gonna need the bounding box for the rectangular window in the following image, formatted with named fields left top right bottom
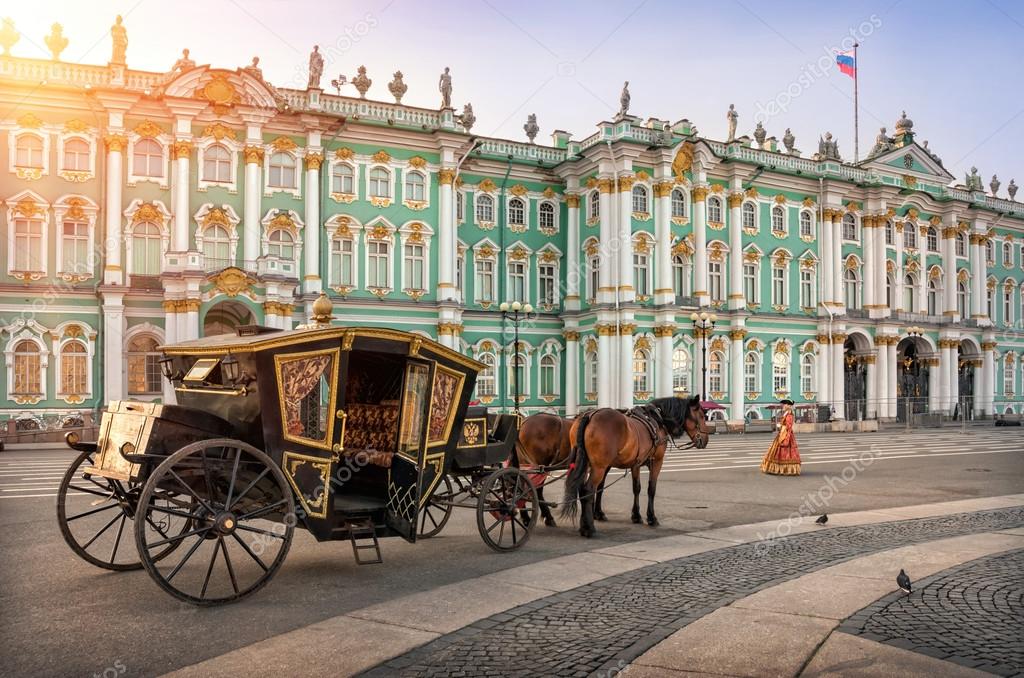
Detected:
left=772, top=267, right=786, bottom=306
left=709, top=262, right=723, bottom=302
left=800, top=269, right=814, bottom=308
left=331, top=239, right=354, bottom=286
left=508, top=261, right=526, bottom=302
left=404, top=242, right=425, bottom=290
left=589, top=257, right=600, bottom=301
left=773, top=364, right=789, bottom=393
left=801, top=358, right=814, bottom=394
left=13, top=219, right=44, bottom=272
left=539, top=263, right=556, bottom=305
left=367, top=241, right=389, bottom=288
left=475, top=258, right=494, bottom=303
left=743, top=263, right=757, bottom=304
left=744, top=358, right=757, bottom=393
left=62, top=221, right=89, bottom=273
left=633, top=253, right=649, bottom=296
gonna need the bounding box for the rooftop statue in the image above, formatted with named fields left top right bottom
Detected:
left=44, top=22, right=68, bottom=61
left=817, top=132, right=840, bottom=161
left=307, top=45, right=323, bottom=89
left=1008, top=179, right=1018, bottom=201
left=388, top=71, right=408, bottom=104
left=990, top=174, right=1000, bottom=198
left=110, top=15, right=127, bottom=65
left=352, top=65, right=371, bottom=99
left=524, top=113, right=539, bottom=143
left=753, top=121, right=766, bottom=148
left=868, top=127, right=892, bottom=158
left=458, top=102, right=476, bottom=131
left=618, top=81, right=630, bottom=117
left=782, top=127, right=795, bottom=154
left=439, top=66, right=452, bottom=108
left=726, top=104, right=737, bottom=142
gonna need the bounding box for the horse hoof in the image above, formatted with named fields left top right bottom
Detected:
left=647, top=517, right=659, bottom=527
left=594, top=512, right=608, bottom=522
left=544, top=517, right=557, bottom=528
left=580, top=526, right=596, bottom=538
left=631, top=514, right=642, bottom=524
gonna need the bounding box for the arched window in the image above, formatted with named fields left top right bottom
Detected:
left=800, top=211, right=813, bottom=238
left=63, top=138, right=90, bottom=171
left=15, top=134, right=44, bottom=168
left=708, top=350, right=725, bottom=394
left=633, top=348, right=651, bottom=393
left=369, top=167, right=390, bottom=198
left=59, top=341, right=88, bottom=396
left=127, top=336, right=162, bottom=395
left=202, top=225, right=231, bottom=265
left=1004, top=286, right=1014, bottom=326
left=538, top=202, right=555, bottom=231
left=133, top=138, right=164, bottom=177
left=588, top=191, right=600, bottom=220
left=203, top=144, right=232, bottom=182
left=904, top=224, right=918, bottom=249
left=744, top=352, right=760, bottom=393
left=885, top=273, right=895, bottom=308
left=12, top=340, right=42, bottom=395
left=801, top=353, right=816, bottom=394
left=842, top=213, right=857, bottom=241
left=742, top=202, right=756, bottom=230
left=585, top=349, right=598, bottom=396
left=986, top=239, right=995, bottom=263
left=955, top=232, right=966, bottom=257
left=672, top=253, right=690, bottom=297
left=672, top=348, right=690, bottom=394
left=540, top=354, right=557, bottom=396
left=268, top=151, right=296, bottom=188
left=885, top=219, right=894, bottom=245
left=771, top=205, right=785, bottom=234
left=707, top=196, right=723, bottom=223
left=268, top=229, right=295, bottom=260
left=404, top=171, right=425, bottom=202
left=958, top=280, right=969, bottom=318
left=670, top=189, right=686, bottom=219
left=631, top=185, right=649, bottom=214
left=927, top=279, right=940, bottom=316
left=508, top=197, right=526, bottom=226
left=927, top=227, right=939, bottom=252
left=1003, top=242, right=1014, bottom=267
left=131, top=222, right=162, bottom=275
left=332, top=163, right=355, bottom=194
left=1003, top=359, right=1015, bottom=395
left=13, top=218, right=44, bottom=272
left=904, top=273, right=916, bottom=312
left=772, top=351, right=790, bottom=393
left=844, top=267, right=861, bottom=309
left=476, top=194, right=494, bottom=223
left=477, top=352, right=496, bottom=397
left=330, top=236, right=355, bottom=287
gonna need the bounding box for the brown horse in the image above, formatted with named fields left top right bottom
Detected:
left=560, top=396, right=709, bottom=538
left=515, top=412, right=573, bottom=527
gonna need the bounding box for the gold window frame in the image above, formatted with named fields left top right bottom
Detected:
left=274, top=347, right=341, bottom=451
left=427, top=363, right=466, bottom=447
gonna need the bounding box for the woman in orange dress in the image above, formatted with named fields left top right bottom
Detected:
left=761, top=399, right=801, bottom=475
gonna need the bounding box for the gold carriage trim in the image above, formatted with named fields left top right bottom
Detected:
left=282, top=451, right=331, bottom=519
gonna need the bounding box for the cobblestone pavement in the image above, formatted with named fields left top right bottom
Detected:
left=841, top=548, right=1024, bottom=677
left=360, top=508, right=1024, bottom=678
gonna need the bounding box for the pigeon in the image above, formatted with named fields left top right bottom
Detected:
left=897, top=569, right=912, bottom=594
left=815, top=514, right=828, bottom=525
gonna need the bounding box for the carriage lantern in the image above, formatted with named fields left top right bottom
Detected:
left=220, top=352, right=241, bottom=384
left=158, top=356, right=175, bottom=381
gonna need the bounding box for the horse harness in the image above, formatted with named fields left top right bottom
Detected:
left=626, top=405, right=668, bottom=468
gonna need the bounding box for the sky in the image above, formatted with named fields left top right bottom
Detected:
left=8, top=0, right=1024, bottom=190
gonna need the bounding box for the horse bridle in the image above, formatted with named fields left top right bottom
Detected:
left=668, top=403, right=707, bottom=451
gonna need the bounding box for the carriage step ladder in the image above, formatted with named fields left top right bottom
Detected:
left=347, top=518, right=383, bottom=565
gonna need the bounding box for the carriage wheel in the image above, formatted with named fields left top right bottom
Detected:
left=418, top=474, right=455, bottom=539
left=476, top=467, right=538, bottom=552
left=134, top=439, right=295, bottom=606
left=57, top=449, right=190, bottom=571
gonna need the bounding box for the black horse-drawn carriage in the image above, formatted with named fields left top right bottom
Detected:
left=56, top=300, right=531, bottom=605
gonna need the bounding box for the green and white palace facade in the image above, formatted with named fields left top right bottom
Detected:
left=1, top=46, right=1023, bottom=430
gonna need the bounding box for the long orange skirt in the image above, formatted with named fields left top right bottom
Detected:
left=760, top=430, right=801, bottom=476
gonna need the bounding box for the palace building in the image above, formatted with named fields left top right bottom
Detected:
left=1, top=21, right=1023, bottom=431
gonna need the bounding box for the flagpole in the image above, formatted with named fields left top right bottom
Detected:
left=853, top=42, right=859, bottom=162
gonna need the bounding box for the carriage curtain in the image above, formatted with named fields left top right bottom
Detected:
left=281, top=354, right=332, bottom=438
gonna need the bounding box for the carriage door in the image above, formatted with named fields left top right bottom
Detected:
left=386, top=359, right=433, bottom=542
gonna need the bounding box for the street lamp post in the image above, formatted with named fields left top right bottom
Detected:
left=499, top=300, right=533, bottom=416
left=689, top=311, right=717, bottom=403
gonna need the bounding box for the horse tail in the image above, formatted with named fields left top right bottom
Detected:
left=560, top=411, right=592, bottom=522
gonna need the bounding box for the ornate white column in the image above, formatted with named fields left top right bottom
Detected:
left=832, top=212, right=844, bottom=308
left=863, top=216, right=876, bottom=308
left=816, top=331, right=831, bottom=414
left=981, top=340, right=996, bottom=415
left=597, top=324, right=614, bottom=409
left=894, top=223, right=906, bottom=311
left=437, top=168, right=457, bottom=302
left=832, top=333, right=846, bottom=418
left=978, top=236, right=990, bottom=321
left=820, top=210, right=834, bottom=309
left=565, top=194, right=581, bottom=308
left=243, top=144, right=264, bottom=265
left=972, top=357, right=984, bottom=417
left=938, top=338, right=952, bottom=412
left=654, top=325, right=674, bottom=398
left=886, top=339, right=898, bottom=419
left=729, top=328, right=746, bottom=422
left=597, top=178, right=615, bottom=305
left=185, top=298, right=200, bottom=340
left=727, top=193, right=744, bottom=310
left=692, top=186, right=709, bottom=307
left=102, top=292, right=125, bottom=402
left=617, top=176, right=635, bottom=304
left=928, top=356, right=941, bottom=412
left=564, top=330, right=579, bottom=416
left=969, top=234, right=983, bottom=318
left=949, top=341, right=960, bottom=414
left=103, top=134, right=127, bottom=286
left=941, top=221, right=957, bottom=318
left=303, top=149, right=323, bottom=294
left=162, top=300, right=178, bottom=403
left=865, top=353, right=878, bottom=420
left=653, top=182, right=674, bottom=306
left=875, top=216, right=888, bottom=314
left=619, top=321, right=635, bottom=407
left=171, top=139, right=192, bottom=253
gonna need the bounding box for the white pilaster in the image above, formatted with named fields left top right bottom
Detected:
left=617, top=177, right=634, bottom=304
left=863, top=217, right=876, bottom=308
left=185, top=301, right=200, bottom=341
left=303, top=144, right=323, bottom=295
left=565, top=331, right=579, bottom=415
left=242, top=143, right=263, bottom=264
left=939, top=341, right=952, bottom=412
left=692, top=187, right=709, bottom=306
left=597, top=326, right=613, bottom=409
left=727, top=193, right=744, bottom=310
left=162, top=302, right=177, bottom=403
left=820, top=211, right=834, bottom=309
left=929, top=357, right=941, bottom=413
left=655, top=326, right=674, bottom=399
left=102, top=293, right=125, bottom=402
left=104, top=137, right=125, bottom=285
left=832, top=214, right=844, bottom=308
left=831, top=335, right=845, bottom=418
left=970, top=236, right=983, bottom=318
left=949, top=342, right=960, bottom=415
left=619, top=321, right=635, bottom=408
left=598, top=181, right=615, bottom=304
left=172, top=141, right=191, bottom=253
left=653, top=182, right=674, bottom=306
left=565, top=194, right=581, bottom=309
left=894, top=224, right=905, bottom=311
left=438, top=168, right=456, bottom=301
left=817, top=337, right=831, bottom=415
left=942, top=221, right=957, bottom=318
left=886, top=340, right=898, bottom=419
left=729, top=329, right=745, bottom=422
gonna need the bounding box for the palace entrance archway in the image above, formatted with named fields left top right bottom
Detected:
left=897, top=337, right=931, bottom=421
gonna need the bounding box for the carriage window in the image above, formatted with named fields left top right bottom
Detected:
left=427, top=365, right=464, bottom=445
left=398, top=362, right=430, bottom=457
left=276, top=349, right=339, bottom=447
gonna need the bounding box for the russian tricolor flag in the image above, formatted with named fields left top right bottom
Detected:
left=836, top=51, right=856, bottom=78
